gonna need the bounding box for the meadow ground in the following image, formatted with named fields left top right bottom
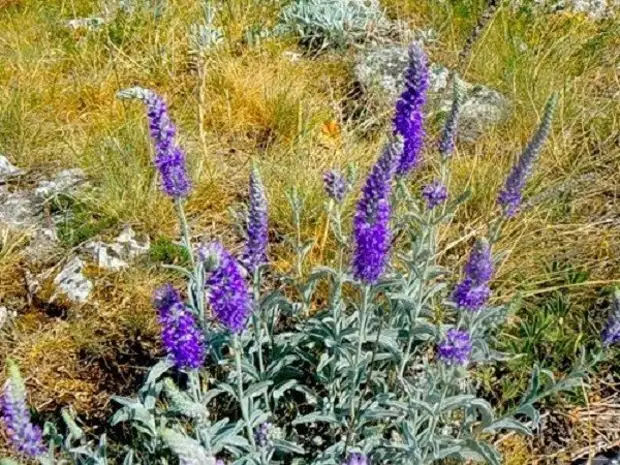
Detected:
left=0, top=0, right=619, bottom=463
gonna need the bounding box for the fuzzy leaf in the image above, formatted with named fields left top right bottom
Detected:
left=483, top=417, right=532, bottom=436
left=272, top=439, right=305, bottom=455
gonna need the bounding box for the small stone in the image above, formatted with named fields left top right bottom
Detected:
left=0, top=306, right=13, bottom=330
left=0, top=155, right=24, bottom=181
left=115, top=226, right=150, bottom=258
left=82, top=226, right=149, bottom=271
left=84, top=241, right=128, bottom=271
left=53, top=257, right=93, bottom=303
left=65, top=17, right=106, bottom=31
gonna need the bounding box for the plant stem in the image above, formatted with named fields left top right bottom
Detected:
left=234, top=334, right=257, bottom=451
left=174, top=198, right=195, bottom=269
left=345, top=284, right=370, bottom=452
left=252, top=270, right=270, bottom=411
left=398, top=217, right=435, bottom=379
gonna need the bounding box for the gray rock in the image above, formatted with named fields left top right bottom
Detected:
left=52, top=257, right=93, bottom=303
left=0, top=168, right=87, bottom=230
left=0, top=306, right=16, bottom=331
left=0, top=155, right=24, bottom=181
left=34, top=168, right=87, bottom=198
left=83, top=226, right=149, bottom=271
left=354, top=44, right=511, bottom=142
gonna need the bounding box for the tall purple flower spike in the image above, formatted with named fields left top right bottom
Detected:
left=153, top=285, right=206, bottom=370
left=498, top=93, right=558, bottom=217
left=0, top=362, right=47, bottom=459
left=453, top=238, right=494, bottom=312
left=144, top=92, right=192, bottom=198
left=203, top=242, right=253, bottom=334
left=351, top=141, right=399, bottom=284
left=438, top=329, right=472, bottom=366
left=393, top=42, right=429, bottom=176
left=243, top=167, right=269, bottom=273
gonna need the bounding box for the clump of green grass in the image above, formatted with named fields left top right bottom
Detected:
left=53, top=196, right=118, bottom=248
left=148, top=235, right=191, bottom=266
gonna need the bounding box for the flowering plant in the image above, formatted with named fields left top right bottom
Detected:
left=1, top=43, right=606, bottom=465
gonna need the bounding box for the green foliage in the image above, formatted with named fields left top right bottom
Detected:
left=54, top=197, right=118, bottom=248
left=148, top=236, right=190, bottom=266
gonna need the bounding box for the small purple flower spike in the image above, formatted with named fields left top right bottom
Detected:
left=498, top=94, right=557, bottom=217
left=603, top=289, right=620, bottom=347
left=144, top=92, right=192, bottom=198
left=203, top=242, right=253, bottom=334
left=323, top=169, right=350, bottom=203
left=243, top=167, right=269, bottom=274
left=422, top=180, right=448, bottom=209
left=254, top=422, right=273, bottom=449
left=153, top=285, right=206, bottom=370
left=1, top=362, right=46, bottom=459
left=342, top=452, right=369, bottom=465
left=352, top=141, right=399, bottom=284
left=392, top=42, right=429, bottom=176
left=438, top=329, right=472, bottom=366
left=453, top=239, right=494, bottom=312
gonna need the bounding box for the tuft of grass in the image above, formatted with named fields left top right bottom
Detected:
left=149, top=235, right=191, bottom=266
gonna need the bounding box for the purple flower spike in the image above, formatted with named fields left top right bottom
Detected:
left=603, top=289, right=620, bottom=347
left=422, top=180, right=448, bottom=209
left=342, top=452, right=369, bottom=465
left=144, top=92, right=192, bottom=198
left=393, top=42, right=429, bottom=176
left=323, top=169, right=350, bottom=203
left=438, top=329, right=472, bottom=366
left=243, top=167, right=269, bottom=273
left=1, top=363, right=46, bottom=459
left=154, top=285, right=206, bottom=370
left=352, top=141, right=399, bottom=284
left=204, top=243, right=252, bottom=334
left=453, top=239, right=494, bottom=312
left=498, top=94, right=558, bottom=217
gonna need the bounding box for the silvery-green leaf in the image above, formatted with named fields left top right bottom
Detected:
left=144, top=359, right=175, bottom=387
left=469, top=398, right=494, bottom=425
left=123, top=449, right=135, bottom=465
left=244, top=381, right=272, bottom=399
left=483, top=417, right=532, bottom=436
left=272, top=439, right=305, bottom=455
left=459, top=440, right=502, bottom=465
left=293, top=412, right=340, bottom=425
left=273, top=379, right=299, bottom=400
left=440, top=395, right=475, bottom=413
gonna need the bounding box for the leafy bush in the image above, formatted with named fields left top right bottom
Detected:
left=276, top=0, right=392, bottom=50
left=0, top=43, right=609, bottom=465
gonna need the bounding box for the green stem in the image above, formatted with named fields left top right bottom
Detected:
left=345, top=284, right=370, bottom=452
left=174, top=199, right=195, bottom=268
left=234, top=334, right=257, bottom=451
left=398, top=219, right=435, bottom=379
left=252, top=270, right=270, bottom=412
